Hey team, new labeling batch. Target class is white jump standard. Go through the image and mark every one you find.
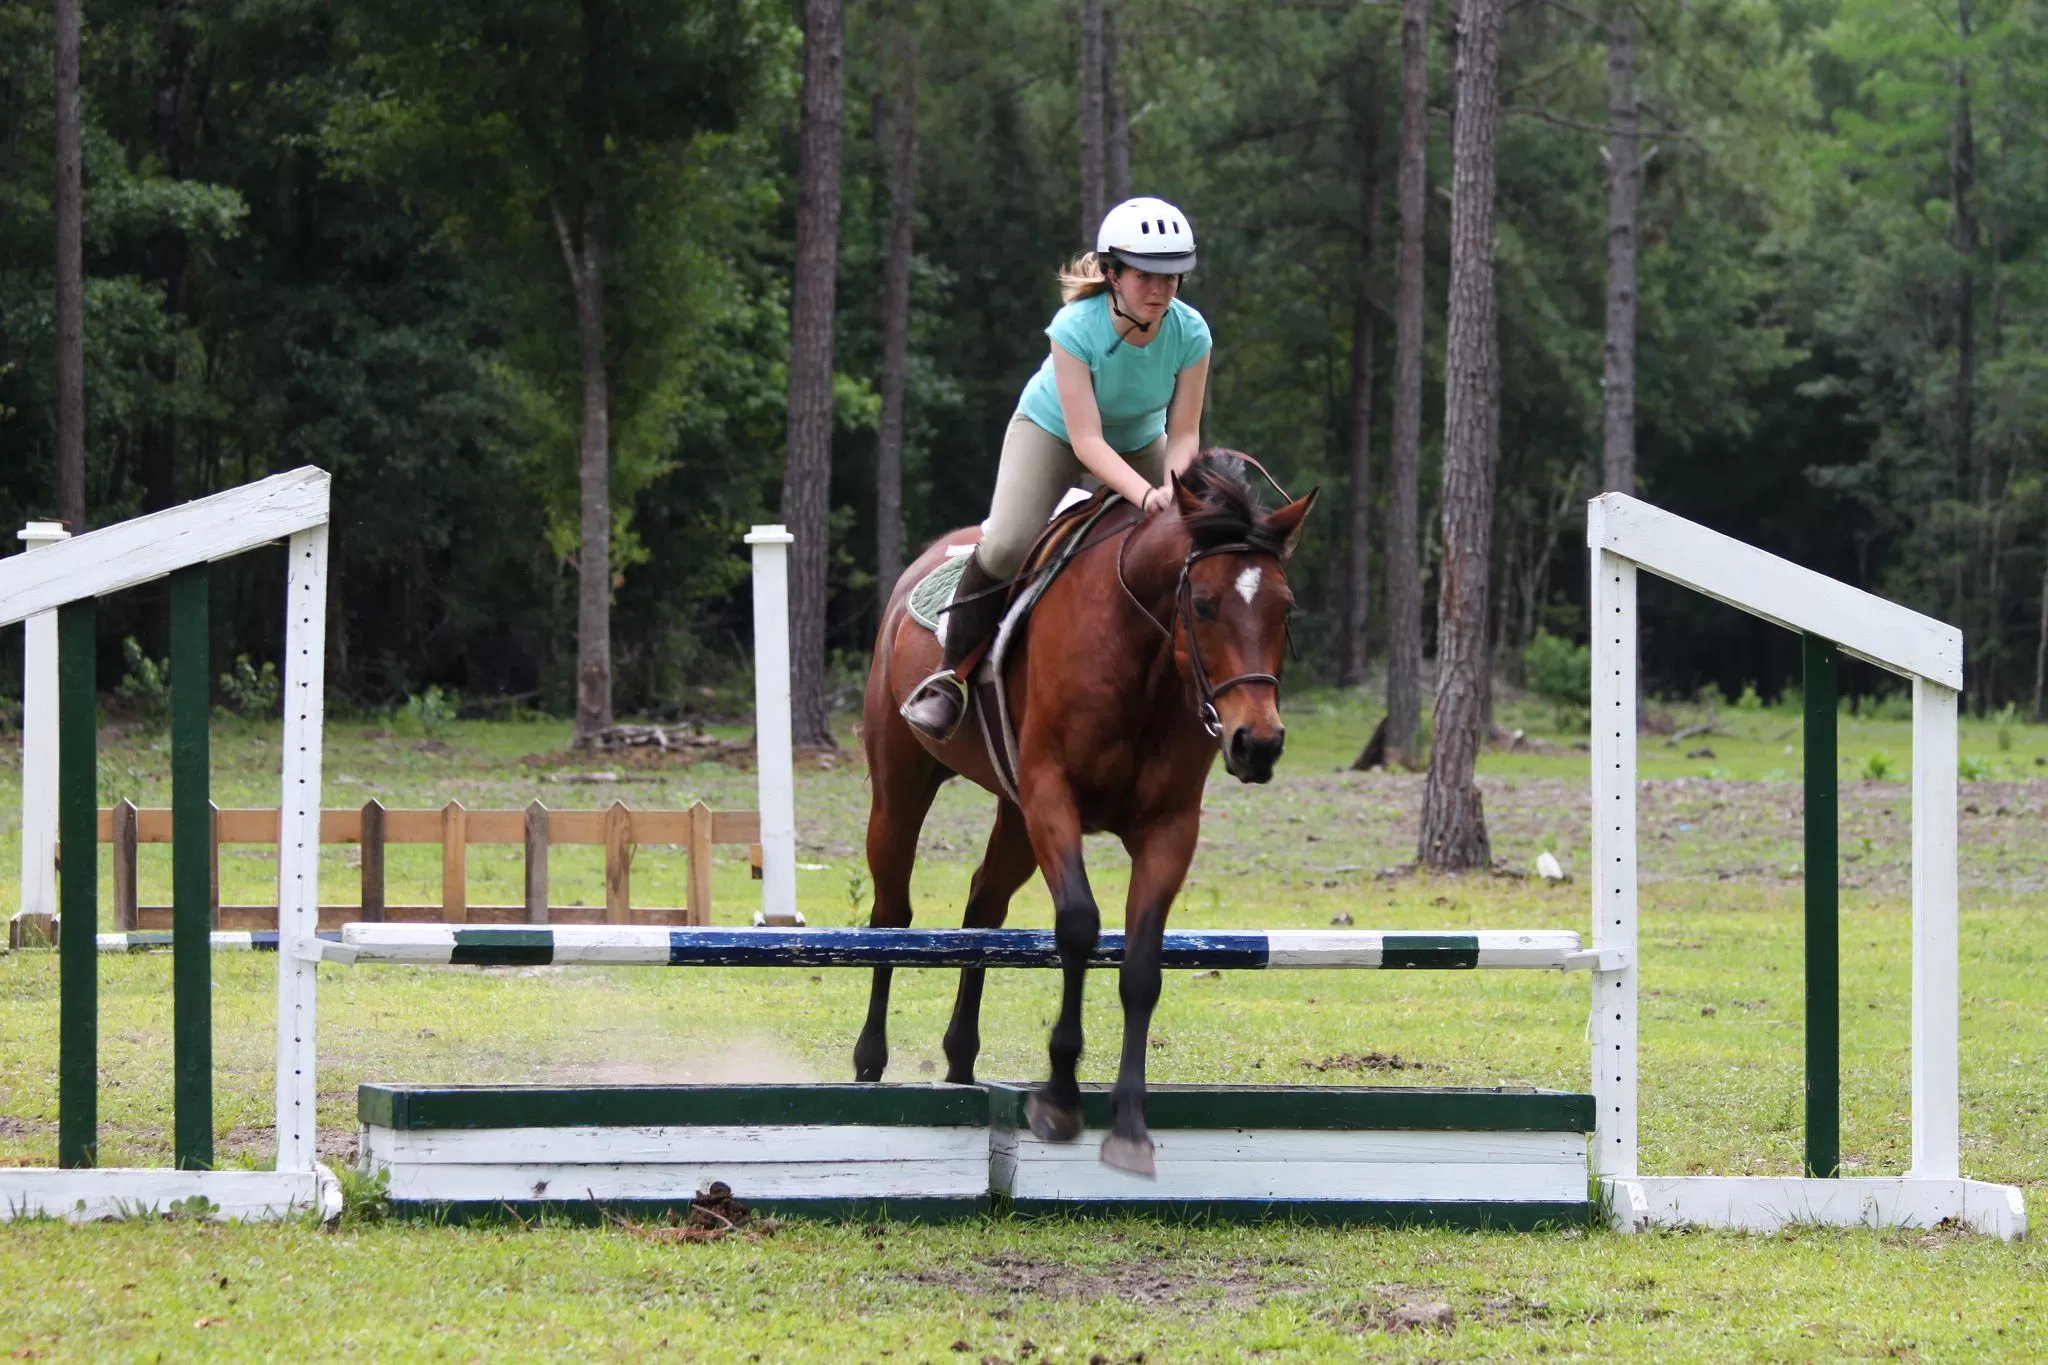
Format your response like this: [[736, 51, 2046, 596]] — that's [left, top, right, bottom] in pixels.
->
[[0, 469, 340, 1223], [1589, 493, 2025, 1240]]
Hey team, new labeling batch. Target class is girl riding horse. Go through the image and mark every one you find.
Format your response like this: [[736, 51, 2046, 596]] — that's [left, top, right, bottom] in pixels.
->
[[899, 196, 1212, 742], [861, 199, 1318, 1175]]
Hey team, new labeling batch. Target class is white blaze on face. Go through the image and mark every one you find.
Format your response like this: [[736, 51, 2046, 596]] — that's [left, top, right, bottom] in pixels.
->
[[1234, 565, 1263, 606]]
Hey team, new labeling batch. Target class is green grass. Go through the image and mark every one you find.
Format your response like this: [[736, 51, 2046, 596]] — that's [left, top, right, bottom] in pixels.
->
[[3, 689, 2047, 1359]]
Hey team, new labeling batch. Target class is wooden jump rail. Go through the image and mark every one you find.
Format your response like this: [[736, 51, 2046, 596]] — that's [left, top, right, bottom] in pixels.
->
[[92, 799, 762, 931]]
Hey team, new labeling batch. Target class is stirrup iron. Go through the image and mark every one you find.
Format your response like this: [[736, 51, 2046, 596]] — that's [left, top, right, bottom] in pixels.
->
[[901, 669, 971, 742]]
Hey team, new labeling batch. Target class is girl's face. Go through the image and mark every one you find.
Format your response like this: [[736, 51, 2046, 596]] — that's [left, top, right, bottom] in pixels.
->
[[1110, 265, 1180, 325]]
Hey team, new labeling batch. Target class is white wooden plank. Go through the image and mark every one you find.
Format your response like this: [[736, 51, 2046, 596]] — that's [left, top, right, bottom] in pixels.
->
[[362, 1124, 990, 1167], [274, 524, 328, 1175], [377, 1159, 989, 1203], [998, 1156, 1587, 1204], [991, 1128, 1584, 1166], [1587, 493, 1962, 688], [1910, 679, 1961, 1179], [15, 523, 65, 927], [1589, 549, 1639, 1179], [744, 526, 799, 926], [0, 1167, 336, 1223], [1614, 1176, 2025, 1240], [0, 468, 330, 627]]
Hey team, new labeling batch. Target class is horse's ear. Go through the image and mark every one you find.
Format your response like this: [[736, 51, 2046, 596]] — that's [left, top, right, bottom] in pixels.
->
[[1172, 471, 1205, 518], [1267, 487, 1319, 560]]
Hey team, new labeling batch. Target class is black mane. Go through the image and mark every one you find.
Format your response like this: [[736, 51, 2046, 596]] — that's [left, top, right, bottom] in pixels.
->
[[1177, 450, 1287, 556]]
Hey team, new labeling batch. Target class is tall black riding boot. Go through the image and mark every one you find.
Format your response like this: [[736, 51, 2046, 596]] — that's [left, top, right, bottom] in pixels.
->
[[901, 551, 1007, 742]]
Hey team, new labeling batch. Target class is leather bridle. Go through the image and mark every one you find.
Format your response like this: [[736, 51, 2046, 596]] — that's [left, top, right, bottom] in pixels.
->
[[1118, 527, 1285, 740]]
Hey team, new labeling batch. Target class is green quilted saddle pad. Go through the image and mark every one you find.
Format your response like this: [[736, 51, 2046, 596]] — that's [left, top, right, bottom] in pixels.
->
[[906, 552, 972, 633]]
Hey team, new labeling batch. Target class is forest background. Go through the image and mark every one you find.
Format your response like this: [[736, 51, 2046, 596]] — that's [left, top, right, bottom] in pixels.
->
[[2, 0, 2042, 747]]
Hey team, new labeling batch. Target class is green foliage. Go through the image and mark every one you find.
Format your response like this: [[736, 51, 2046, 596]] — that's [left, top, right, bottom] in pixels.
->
[[115, 638, 172, 724], [217, 656, 280, 719], [4, 0, 2047, 723], [1732, 684, 1764, 712], [1862, 751, 1896, 781], [1959, 753, 1994, 782], [403, 686, 456, 738], [1521, 629, 1591, 726], [1995, 702, 2017, 751]]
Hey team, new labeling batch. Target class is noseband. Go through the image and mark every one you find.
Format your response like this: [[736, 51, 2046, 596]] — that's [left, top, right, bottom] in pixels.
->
[[1118, 527, 1284, 740]]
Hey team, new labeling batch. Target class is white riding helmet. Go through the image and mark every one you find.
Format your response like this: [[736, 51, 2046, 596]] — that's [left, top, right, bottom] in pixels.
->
[[1096, 196, 1197, 274]]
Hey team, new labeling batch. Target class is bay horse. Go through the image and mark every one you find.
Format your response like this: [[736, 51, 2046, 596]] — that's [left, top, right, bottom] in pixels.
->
[[854, 451, 1315, 1174]]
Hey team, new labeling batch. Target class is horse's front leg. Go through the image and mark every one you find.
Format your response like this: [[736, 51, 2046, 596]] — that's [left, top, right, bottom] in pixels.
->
[[1022, 789, 1094, 1143], [1101, 810, 1201, 1176]]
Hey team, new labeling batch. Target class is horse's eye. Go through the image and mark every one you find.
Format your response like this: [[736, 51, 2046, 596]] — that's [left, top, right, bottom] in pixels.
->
[[1193, 597, 1217, 621]]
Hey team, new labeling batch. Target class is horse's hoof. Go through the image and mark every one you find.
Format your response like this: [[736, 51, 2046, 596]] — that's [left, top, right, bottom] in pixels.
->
[[1100, 1133, 1156, 1178], [1026, 1090, 1084, 1143]]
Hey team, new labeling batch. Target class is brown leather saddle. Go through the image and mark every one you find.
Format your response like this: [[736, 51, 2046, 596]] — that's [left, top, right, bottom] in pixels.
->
[[965, 488, 1131, 805]]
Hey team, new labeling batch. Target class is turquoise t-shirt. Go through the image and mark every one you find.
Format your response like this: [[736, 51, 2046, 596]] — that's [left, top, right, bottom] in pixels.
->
[[1015, 294, 1212, 453]]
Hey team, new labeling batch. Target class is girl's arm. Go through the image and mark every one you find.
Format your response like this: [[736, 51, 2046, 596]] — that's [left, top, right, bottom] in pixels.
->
[[1162, 353, 1210, 478], [1053, 344, 1158, 506]]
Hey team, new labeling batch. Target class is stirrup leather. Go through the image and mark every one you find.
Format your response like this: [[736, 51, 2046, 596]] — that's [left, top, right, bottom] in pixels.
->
[[900, 669, 971, 742]]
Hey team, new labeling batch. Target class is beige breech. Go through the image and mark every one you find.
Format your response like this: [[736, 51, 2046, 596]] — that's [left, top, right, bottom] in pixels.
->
[[977, 412, 1166, 579]]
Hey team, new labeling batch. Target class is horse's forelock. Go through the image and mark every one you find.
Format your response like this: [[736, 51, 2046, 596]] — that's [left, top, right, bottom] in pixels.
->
[[1178, 450, 1288, 558]]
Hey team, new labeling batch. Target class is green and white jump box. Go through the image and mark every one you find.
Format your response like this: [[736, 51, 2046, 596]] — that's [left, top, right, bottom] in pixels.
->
[[358, 1083, 991, 1221], [985, 1083, 1596, 1228]]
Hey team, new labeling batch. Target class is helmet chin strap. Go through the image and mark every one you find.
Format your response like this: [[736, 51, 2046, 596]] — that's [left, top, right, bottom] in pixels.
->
[[1107, 280, 1155, 336], [1105, 274, 1156, 356]]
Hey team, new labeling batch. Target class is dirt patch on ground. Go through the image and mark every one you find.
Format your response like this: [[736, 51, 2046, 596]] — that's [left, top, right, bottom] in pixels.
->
[[903, 1252, 1271, 1310], [1300, 1052, 1428, 1073]]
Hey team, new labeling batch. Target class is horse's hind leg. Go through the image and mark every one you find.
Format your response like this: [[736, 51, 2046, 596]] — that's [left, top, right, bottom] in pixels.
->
[[853, 733, 947, 1083], [942, 799, 1038, 1084]]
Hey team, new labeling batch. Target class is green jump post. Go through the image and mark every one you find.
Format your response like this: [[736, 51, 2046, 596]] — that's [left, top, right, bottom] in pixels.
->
[[171, 563, 213, 1170], [57, 602, 97, 1169], [1802, 633, 1840, 1179]]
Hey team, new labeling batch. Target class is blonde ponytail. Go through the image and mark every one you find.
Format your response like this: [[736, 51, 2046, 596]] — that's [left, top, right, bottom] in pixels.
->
[[1057, 251, 1116, 303]]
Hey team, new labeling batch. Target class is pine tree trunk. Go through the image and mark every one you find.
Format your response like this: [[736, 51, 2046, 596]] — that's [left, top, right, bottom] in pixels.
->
[[1601, 8, 1638, 496], [142, 0, 198, 515], [784, 0, 846, 749], [875, 7, 918, 616], [553, 195, 613, 744], [1381, 0, 1430, 764], [1418, 0, 1502, 872], [1952, 0, 1985, 691], [1079, 0, 1105, 240], [1340, 150, 1383, 689], [564, 0, 614, 744], [1104, 3, 1130, 204], [2032, 557, 2047, 722], [54, 0, 86, 531]]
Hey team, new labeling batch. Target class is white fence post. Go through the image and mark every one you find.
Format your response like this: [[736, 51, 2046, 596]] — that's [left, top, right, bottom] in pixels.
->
[[12, 521, 70, 949], [1909, 677, 1961, 1179], [274, 524, 329, 1174], [1588, 542, 1640, 1184], [745, 525, 801, 928]]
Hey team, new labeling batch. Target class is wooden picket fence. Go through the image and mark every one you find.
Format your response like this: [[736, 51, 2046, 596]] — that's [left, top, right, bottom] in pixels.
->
[[93, 799, 761, 931]]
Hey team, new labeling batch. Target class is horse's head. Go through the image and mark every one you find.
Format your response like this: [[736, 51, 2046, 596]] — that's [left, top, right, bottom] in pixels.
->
[[1170, 454, 1318, 783]]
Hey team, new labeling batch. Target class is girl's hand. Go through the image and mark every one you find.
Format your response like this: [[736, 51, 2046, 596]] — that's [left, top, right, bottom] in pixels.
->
[[1140, 484, 1173, 515]]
